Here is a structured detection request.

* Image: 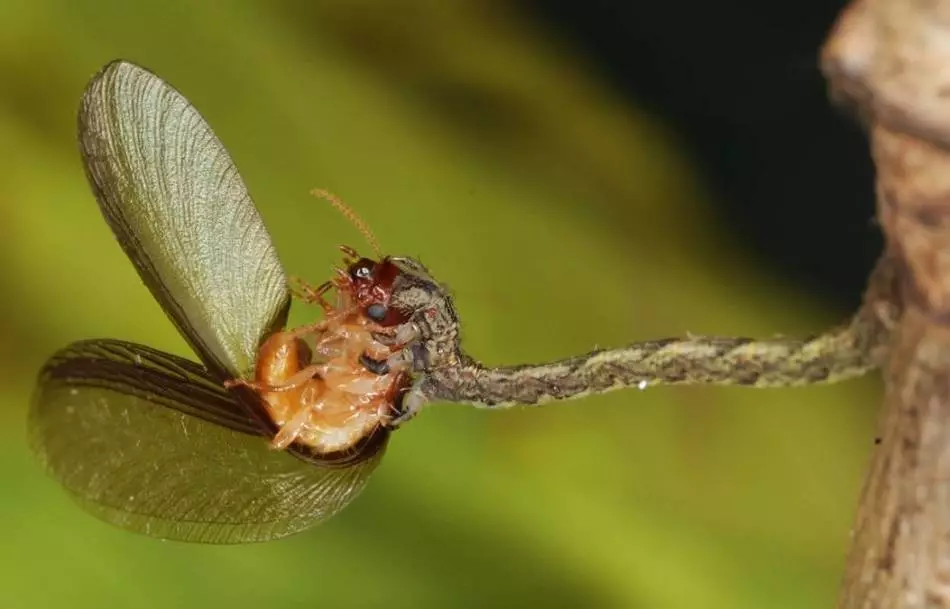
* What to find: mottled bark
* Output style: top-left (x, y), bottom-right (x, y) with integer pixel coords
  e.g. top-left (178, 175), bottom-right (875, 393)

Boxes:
top-left (823, 2), bottom-right (950, 606)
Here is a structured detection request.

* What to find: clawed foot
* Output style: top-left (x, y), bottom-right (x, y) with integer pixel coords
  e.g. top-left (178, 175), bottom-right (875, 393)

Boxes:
top-left (386, 405), bottom-right (420, 429)
top-left (386, 383), bottom-right (429, 429)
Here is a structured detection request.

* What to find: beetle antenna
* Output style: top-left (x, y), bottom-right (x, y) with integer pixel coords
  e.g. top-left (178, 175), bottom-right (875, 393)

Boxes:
top-left (310, 188), bottom-right (382, 258)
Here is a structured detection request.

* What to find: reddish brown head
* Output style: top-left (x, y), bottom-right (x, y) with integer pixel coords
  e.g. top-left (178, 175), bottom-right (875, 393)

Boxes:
top-left (343, 255), bottom-right (410, 328)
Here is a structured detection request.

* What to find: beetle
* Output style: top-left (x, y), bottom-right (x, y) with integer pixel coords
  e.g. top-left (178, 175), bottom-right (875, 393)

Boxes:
top-left (28, 60), bottom-right (411, 544)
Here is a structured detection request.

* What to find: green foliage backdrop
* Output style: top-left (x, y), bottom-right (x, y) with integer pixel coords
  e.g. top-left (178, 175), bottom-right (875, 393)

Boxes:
top-left (0, 2), bottom-right (878, 607)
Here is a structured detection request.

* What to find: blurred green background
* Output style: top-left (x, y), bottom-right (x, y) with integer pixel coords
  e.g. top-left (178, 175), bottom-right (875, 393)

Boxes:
top-left (0, 1), bottom-right (880, 608)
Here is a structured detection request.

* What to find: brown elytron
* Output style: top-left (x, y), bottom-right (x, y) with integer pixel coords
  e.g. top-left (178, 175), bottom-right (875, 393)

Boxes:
top-left (229, 246), bottom-right (414, 454)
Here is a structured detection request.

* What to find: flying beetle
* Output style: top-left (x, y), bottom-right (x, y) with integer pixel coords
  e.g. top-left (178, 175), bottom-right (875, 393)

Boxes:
top-left (28, 60), bottom-right (410, 544)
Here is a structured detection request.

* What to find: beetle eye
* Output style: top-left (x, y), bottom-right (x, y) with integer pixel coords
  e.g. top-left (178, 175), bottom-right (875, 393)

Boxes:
top-left (366, 303), bottom-right (387, 321)
top-left (349, 258), bottom-right (376, 281)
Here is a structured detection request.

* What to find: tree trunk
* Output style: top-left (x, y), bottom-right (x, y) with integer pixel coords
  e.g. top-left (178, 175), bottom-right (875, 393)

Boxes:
top-left (823, 1), bottom-right (950, 607)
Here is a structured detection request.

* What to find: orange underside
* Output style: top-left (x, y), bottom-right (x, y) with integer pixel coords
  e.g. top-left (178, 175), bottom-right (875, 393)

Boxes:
top-left (253, 280), bottom-right (407, 454)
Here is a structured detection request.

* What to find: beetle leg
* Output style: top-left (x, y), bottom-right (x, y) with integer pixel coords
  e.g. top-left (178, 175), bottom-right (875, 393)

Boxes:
top-left (290, 277), bottom-right (338, 313)
top-left (263, 364), bottom-right (325, 392)
top-left (224, 364), bottom-right (325, 393)
top-left (386, 377), bottom-right (431, 429)
top-left (358, 353), bottom-right (391, 376)
top-left (270, 404), bottom-right (318, 450)
top-left (370, 321), bottom-right (419, 346)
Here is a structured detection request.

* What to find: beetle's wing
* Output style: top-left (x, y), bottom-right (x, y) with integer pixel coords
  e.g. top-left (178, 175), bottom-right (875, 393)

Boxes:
top-left (78, 60), bottom-right (288, 378)
top-left (29, 339), bottom-right (381, 544)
